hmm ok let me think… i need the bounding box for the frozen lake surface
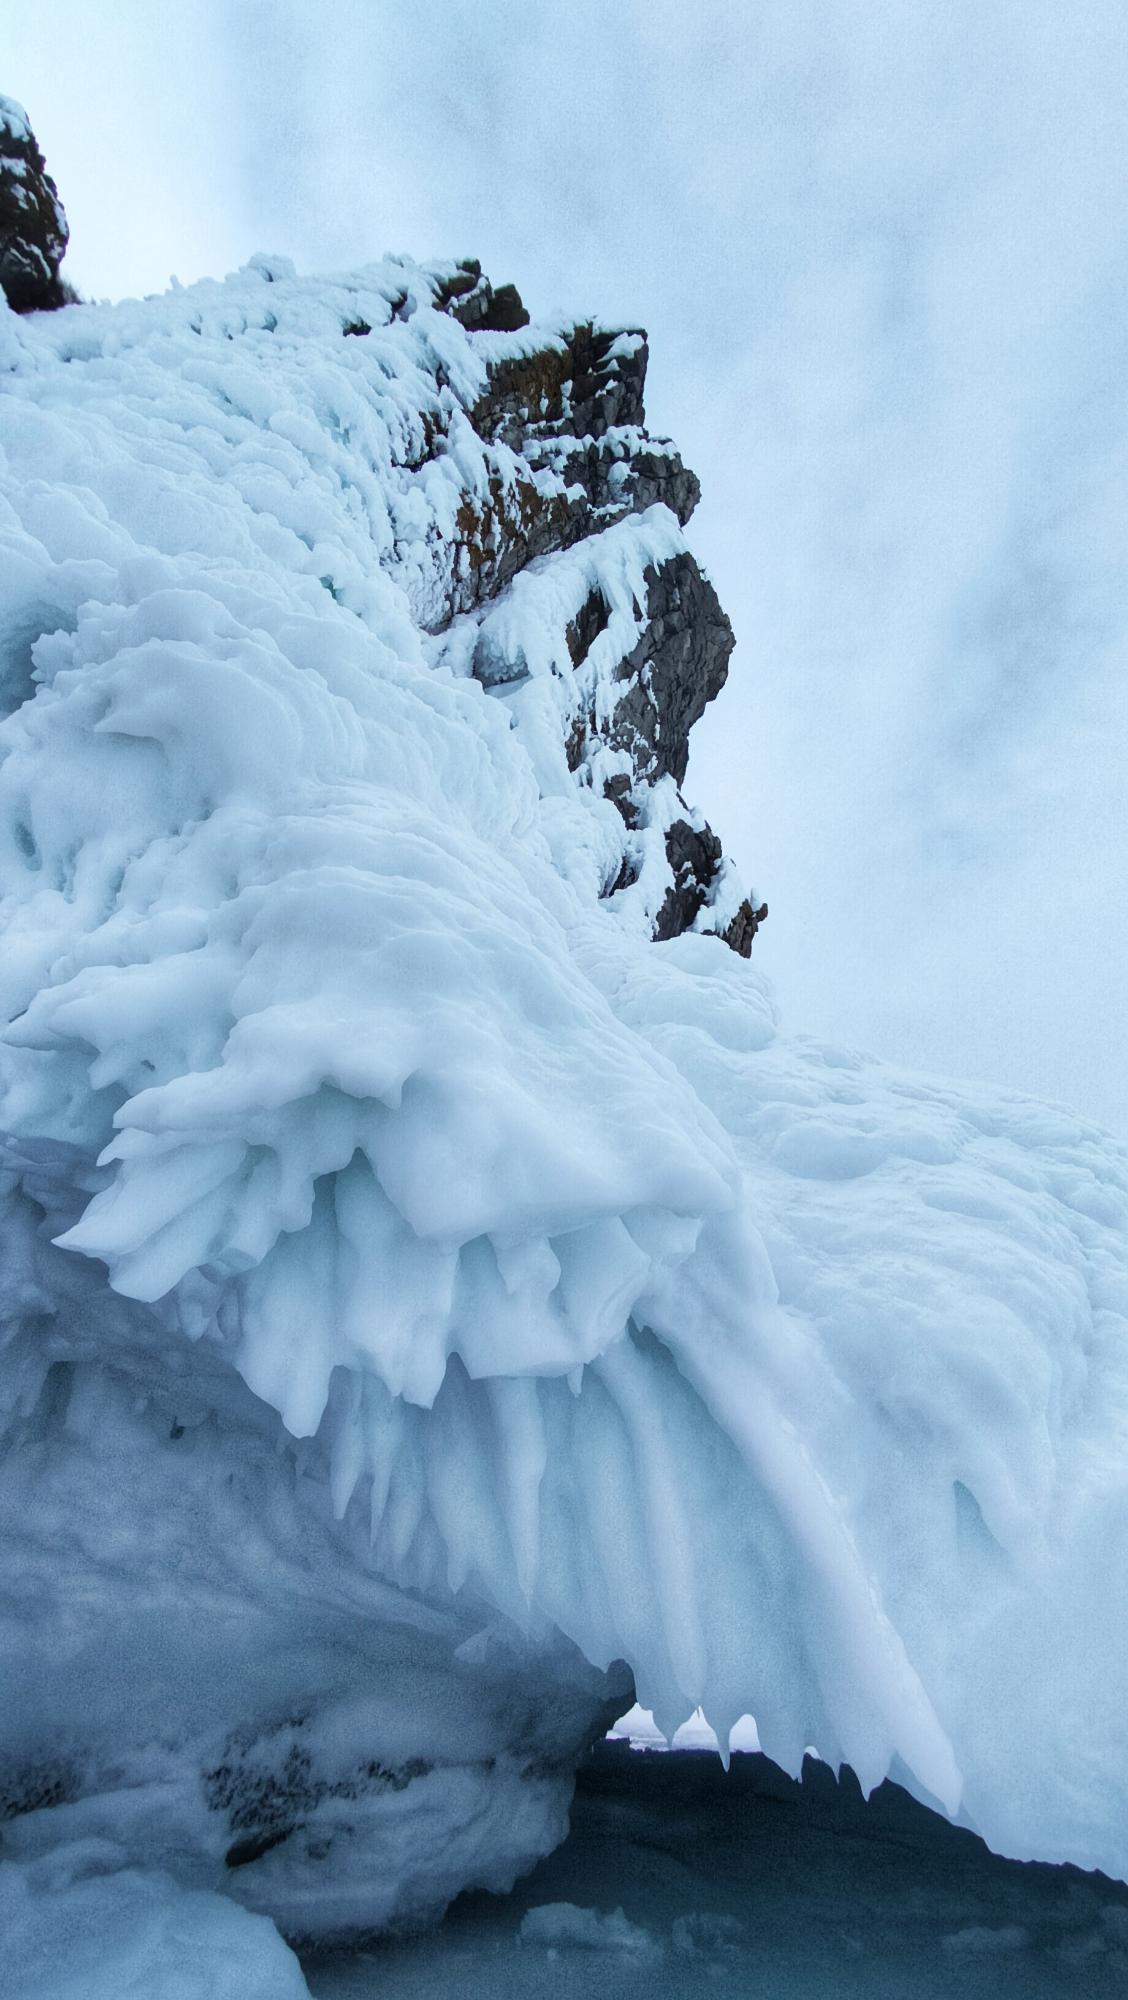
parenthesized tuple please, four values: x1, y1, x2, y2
(303, 1742, 1128, 1998)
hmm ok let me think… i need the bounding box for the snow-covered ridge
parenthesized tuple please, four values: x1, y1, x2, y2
(3, 192, 1128, 1975)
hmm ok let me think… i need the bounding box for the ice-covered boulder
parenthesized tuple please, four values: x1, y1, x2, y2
(0, 99, 69, 314)
(3, 189, 1128, 1970)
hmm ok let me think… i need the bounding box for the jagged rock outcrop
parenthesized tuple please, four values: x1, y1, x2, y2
(657, 818, 769, 952)
(423, 262, 765, 955)
(412, 306, 701, 618)
(0, 98, 69, 313)
(591, 556, 732, 788)
(433, 256, 532, 333)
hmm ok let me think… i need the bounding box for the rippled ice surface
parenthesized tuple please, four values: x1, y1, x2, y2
(303, 1744, 1128, 1999)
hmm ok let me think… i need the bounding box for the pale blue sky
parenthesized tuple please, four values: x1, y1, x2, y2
(9, 0, 1128, 1130)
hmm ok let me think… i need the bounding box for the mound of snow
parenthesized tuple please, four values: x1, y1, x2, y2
(0, 1853, 310, 1999)
(519, 1901, 654, 1952)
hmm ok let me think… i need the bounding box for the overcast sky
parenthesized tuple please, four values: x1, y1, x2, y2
(8, 1, 1128, 1132)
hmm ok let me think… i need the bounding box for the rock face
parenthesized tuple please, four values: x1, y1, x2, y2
(422, 264, 765, 955)
(0, 98, 69, 313)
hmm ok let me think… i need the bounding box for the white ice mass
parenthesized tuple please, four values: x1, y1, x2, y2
(3, 225, 1128, 1988)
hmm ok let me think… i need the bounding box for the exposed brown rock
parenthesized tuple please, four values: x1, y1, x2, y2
(445, 475, 577, 623)
(428, 265, 765, 954)
(654, 819, 724, 942)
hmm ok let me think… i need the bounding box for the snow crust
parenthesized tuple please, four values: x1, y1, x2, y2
(519, 1901, 654, 1953)
(3, 252, 1128, 1919)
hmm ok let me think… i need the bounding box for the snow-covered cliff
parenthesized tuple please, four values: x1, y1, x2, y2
(4, 106, 1128, 1996)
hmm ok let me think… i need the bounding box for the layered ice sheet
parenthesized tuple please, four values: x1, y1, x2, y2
(2, 253, 1128, 1925)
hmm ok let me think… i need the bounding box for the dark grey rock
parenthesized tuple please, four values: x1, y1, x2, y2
(605, 554, 734, 788)
(430, 260, 765, 953)
(654, 818, 724, 942)
(469, 321, 647, 454)
(723, 898, 769, 958)
(566, 586, 612, 668)
(0, 97, 69, 314)
(432, 306, 702, 619)
(551, 432, 701, 528)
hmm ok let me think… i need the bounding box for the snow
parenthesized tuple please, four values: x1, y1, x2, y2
(3, 246, 1128, 1973)
(0, 95, 33, 146)
(518, 1901, 654, 1952)
(608, 1703, 762, 1754)
(1, 1851, 310, 1999)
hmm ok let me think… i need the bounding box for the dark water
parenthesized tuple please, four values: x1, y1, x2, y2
(304, 1744, 1128, 1998)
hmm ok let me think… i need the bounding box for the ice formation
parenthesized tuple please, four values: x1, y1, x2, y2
(3, 150, 1128, 1986)
(2, 1856, 311, 2000)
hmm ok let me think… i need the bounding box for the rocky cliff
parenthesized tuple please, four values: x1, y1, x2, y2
(426, 261, 767, 953)
(0, 97, 69, 314)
